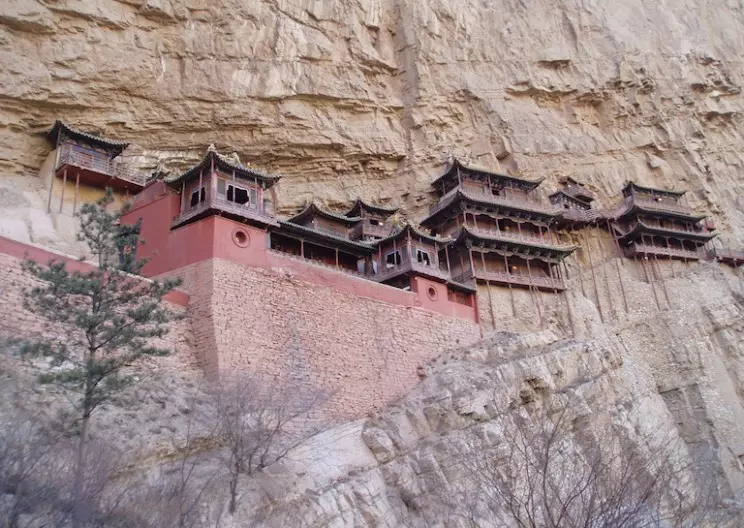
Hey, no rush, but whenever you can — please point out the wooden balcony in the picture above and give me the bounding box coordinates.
[558,207,606,224]
[56,144,146,191]
[451,268,566,291]
[468,226,568,251]
[430,187,557,217]
[173,194,279,228]
[707,247,744,266]
[350,219,392,240]
[371,254,450,283]
[624,243,701,260]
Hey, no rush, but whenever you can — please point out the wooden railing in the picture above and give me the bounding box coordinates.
[371,254,450,283]
[350,220,392,240]
[707,247,744,262]
[630,194,693,215]
[430,187,557,216]
[57,144,146,186]
[558,207,606,223]
[624,243,701,260]
[616,219,703,238]
[173,194,278,227]
[450,268,566,290]
[468,226,568,249]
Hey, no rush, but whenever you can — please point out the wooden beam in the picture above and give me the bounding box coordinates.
[73,172,80,215]
[59,168,67,213]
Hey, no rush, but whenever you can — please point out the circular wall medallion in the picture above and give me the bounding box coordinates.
[233,229,250,248]
[427,286,438,300]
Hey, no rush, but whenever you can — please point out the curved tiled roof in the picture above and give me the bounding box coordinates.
[289,202,362,226]
[622,181,686,198]
[345,198,399,217]
[377,222,452,245]
[165,149,282,188]
[432,158,544,191]
[47,120,129,156]
[276,220,374,253]
[453,226,579,259]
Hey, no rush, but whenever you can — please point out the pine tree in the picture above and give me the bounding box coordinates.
[20,189,181,515]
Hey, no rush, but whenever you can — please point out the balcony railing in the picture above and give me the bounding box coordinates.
[450,268,566,290]
[558,207,606,223]
[173,194,278,227]
[624,243,701,260]
[468,226,569,250]
[616,219,704,238]
[430,186,557,217]
[707,247,744,263]
[350,220,393,240]
[371,255,450,283]
[57,144,146,186]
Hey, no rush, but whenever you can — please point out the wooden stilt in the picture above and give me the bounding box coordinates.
[525,256,542,323]
[641,255,662,311]
[72,172,80,216]
[335,248,339,268]
[653,253,672,308]
[480,250,496,329]
[59,168,67,213]
[575,231,586,298]
[46,172,56,213]
[548,262,558,294]
[583,232,604,323]
[504,253,516,317]
[300,239,305,259]
[445,244,451,275]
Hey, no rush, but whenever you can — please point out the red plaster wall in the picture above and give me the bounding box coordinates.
[160,257,481,418]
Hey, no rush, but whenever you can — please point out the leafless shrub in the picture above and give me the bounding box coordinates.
[206,375,328,515]
[446,394,737,528]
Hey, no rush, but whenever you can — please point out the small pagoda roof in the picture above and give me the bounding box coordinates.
[47,120,129,157]
[452,227,579,260]
[622,221,716,242]
[165,149,282,188]
[622,181,686,198]
[549,190,590,205]
[421,188,558,228]
[345,198,399,218]
[433,158,544,192]
[276,221,374,254]
[615,203,706,222]
[289,202,362,226]
[377,223,452,246]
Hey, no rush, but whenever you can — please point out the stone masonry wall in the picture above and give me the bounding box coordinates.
[164,257,482,419]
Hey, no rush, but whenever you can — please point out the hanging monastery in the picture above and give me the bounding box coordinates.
[3,121,743,418]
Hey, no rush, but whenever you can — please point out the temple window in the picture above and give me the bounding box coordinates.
[370,218,382,226]
[190,187,205,207]
[416,249,432,266]
[226,184,257,206]
[385,250,402,267]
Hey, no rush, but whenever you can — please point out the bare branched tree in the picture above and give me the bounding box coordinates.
[449,393,736,528]
[208,375,327,515]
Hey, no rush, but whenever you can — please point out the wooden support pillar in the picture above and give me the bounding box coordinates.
[525,256,543,323]
[548,262,558,294]
[444,244,452,274]
[198,169,203,205]
[561,260,576,337]
[72,172,80,216]
[335,248,339,269]
[58,168,67,213]
[641,256,662,311]
[583,231,604,323]
[468,247,476,275]
[653,253,672,308]
[180,182,186,215]
[46,171,56,213]
[479,251,496,329]
[504,253,516,317]
[300,239,305,259]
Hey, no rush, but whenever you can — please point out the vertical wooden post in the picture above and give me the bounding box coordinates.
[480,250,496,329]
[525,256,542,323]
[444,244,452,275]
[335,248,339,268]
[180,182,186,215]
[562,260,576,337]
[300,239,305,258]
[198,168,203,206]
[72,172,80,215]
[504,252,516,317]
[653,253,671,308]
[548,262,558,294]
[583,231,604,323]
[641,255,662,311]
[59,168,67,213]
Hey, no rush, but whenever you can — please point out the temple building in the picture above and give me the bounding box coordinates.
[45,121,145,214]
[270,203,374,274]
[345,199,398,242]
[420,159,578,292]
[610,182,717,261]
[550,176,604,228]
[166,148,281,229]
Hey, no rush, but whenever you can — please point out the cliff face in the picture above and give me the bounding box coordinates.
[2,0,744,235]
[2,1,744,525]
